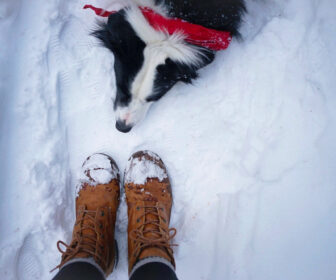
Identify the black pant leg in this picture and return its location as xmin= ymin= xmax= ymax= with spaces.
xmin=130 ymin=262 xmax=178 ymax=280
xmin=52 ymin=261 xmax=105 ymax=280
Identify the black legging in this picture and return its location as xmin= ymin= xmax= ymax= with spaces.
xmin=52 ymin=261 xmax=178 ymax=280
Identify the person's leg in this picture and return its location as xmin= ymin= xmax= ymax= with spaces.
xmin=51 ymin=153 xmax=120 ymax=280
xmin=130 ymin=260 xmax=178 ymax=280
xmin=125 ymin=151 xmax=179 ymax=280
xmin=52 ymin=261 xmax=105 ymax=280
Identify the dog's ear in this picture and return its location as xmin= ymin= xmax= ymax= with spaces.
xmin=176 ymin=49 xmax=215 ymax=84
xmin=105 ymin=10 xmax=129 ymax=40
xmin=177 ymin=66 xmax=198 ymax=84
xmin=92 ymin=10 xmax=146 ymax=59
xmin=92 ymin=11 xmax=126 ymax=49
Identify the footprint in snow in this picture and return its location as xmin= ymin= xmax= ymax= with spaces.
xmin=15 ymin=233 xmax=42 ymax=280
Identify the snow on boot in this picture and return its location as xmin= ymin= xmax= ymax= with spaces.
xmin=124 ymin=150 xmax=176 ymax=275
xmin=53 ymin=153 xmax=120 ymax=276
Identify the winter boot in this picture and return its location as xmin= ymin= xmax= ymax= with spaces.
xmin=53 ymin=153 xmax=120 ymax=276
xmin=124 ymin=150 xmax=176 ymax=276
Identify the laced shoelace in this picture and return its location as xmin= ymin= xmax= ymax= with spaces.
xmin=130 ymin=205 xmax=177 ymax=261
xmin=51 ymin=208 xmax=107 ymax=272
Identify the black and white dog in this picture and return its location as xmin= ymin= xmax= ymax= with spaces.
xmin=92 ymin=0 xmax=246 ymax=132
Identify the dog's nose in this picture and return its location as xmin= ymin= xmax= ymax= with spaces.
xmin=116 ymin=120 xmax=132 ymax=133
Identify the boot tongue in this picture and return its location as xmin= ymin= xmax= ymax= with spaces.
xmin=143 ymin=201 xmax=160 ymax=240
xmin=74 ymin=184 xmax=111 ymax=258
xmin=138 ymin=202 xmax=171 ymax=262
xmin=72 ymin=208 xmax=99 ymax=259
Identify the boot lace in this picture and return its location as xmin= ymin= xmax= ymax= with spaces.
xmin=130 ymin=205 xmax=177 ymax=261
xmin=51 ymin=207 xmax=107 ymax=272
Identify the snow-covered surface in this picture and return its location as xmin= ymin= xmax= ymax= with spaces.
xmin=1 ymin=0 xmax=336 ymax=280
xmin=125 ymin=151 xmax=168 ymax=185
xmin=76 ymin=153 xmax=119 ymax=195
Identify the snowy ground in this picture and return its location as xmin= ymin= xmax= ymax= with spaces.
xmin=1 ymin=0 xmax=336 ymax=279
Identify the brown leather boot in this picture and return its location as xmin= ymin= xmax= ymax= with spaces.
xmin=125 ymin=150 xmax=176 ymax=275
xmin=53 ymin=153 xmax=120 ymax=276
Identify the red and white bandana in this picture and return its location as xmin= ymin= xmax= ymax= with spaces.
xmin=84 ymin=4 xmax=232 ymax=51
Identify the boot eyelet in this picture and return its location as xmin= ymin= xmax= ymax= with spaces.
xmin=101 ymin=211 xmax=105 ymax=216
xmin=99 ymin=224 xmax=103 ymax=229
xmin=136 ymin=206 xmax=140 ymax=211
xmin=137 ymin=218 xmax=140 ymax=223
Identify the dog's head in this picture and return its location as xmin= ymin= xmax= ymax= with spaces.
xmin=93 ymin=8 xmax=214 ymax=132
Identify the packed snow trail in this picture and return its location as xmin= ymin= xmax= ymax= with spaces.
xmin=1 ymin=0 xmax=336 ymax=280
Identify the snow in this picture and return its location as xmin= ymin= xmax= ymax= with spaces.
xmin=124 ymin=151 xmax=168 ymax=185
xmin=76 ymin=153 xmax=119 ymax=195
xmin=0 ymin=0 xmax=336 ymax=280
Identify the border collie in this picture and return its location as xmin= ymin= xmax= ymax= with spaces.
xmin=91 ymin=0 xmax=246 ymax=132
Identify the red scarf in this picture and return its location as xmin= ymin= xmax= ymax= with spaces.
xmin=84 ymin=4 xmax=231 ymax=51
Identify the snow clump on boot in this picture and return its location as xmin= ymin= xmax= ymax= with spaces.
xmin=125 ymin=150 xmax=168 ymax=185
xmin=76 ymin=153 xmax=119 ymax=196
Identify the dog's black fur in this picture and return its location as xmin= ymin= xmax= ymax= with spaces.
xmin=93 ymin=0 xmax=246 ymax=132
xmin=93 ymin=10 xmax=215 ymax=106
xmin=94 ymin=11 xmax=146 ymax=108
xmin=157 ymin=0 xmax=246 ymax=36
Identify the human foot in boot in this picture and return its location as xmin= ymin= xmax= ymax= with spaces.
xmin=124 ymin=151 xmax=176 ymax=275
xmin=54 ymin=153 xmax=120 ymax=276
